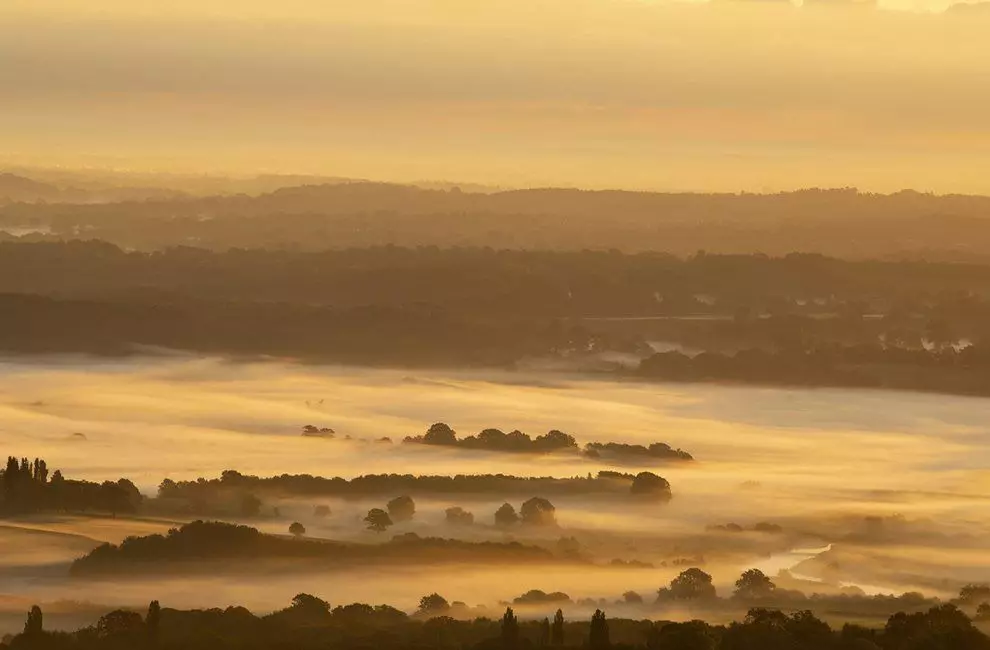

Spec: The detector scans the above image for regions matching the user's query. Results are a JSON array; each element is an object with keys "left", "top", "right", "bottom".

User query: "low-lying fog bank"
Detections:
[{"left": 1, "top": 355, "right": 988, "bottom": 620}]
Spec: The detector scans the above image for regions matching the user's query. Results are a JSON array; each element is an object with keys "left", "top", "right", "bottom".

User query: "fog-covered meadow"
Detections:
[{"left": 1, "top": 355, "right": 988, "bottom": 629}]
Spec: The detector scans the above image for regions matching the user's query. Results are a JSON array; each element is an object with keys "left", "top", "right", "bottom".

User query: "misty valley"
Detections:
[{"left": 1, "top": 354, "right": 989, "bottom": 649}]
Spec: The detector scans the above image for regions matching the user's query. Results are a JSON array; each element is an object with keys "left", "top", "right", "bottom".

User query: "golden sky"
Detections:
[{"left": 2, "top": 0, "right": 989, "bottom": 191}]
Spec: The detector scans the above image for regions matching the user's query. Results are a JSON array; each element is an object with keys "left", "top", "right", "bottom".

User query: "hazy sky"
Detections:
[{"left": 2, "top": 0, "right": 989, "bottom": 192}]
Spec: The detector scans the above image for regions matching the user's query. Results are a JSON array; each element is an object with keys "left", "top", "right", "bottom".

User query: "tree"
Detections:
[
  {"left": 387, "top": 495, "right": 416, "bottom": 522},
  {"left": 976, "top": 602, "right": 990, "bottom": 620},
  {"left": 501, "top": 607, "right": 520, "bottom": 649},
  {"left": 539, "top": 617, "right": 551, "bottom": 647},
  {"left": 23, "top": 606, "right": 42, "bottom": 637},
  {"left": 423, "top": 422, "right": 457, "bottom": 445},
  {"left": 313, "top": 504, "right": 331, "bottom": 517},
  {"left": 734, "top": 568, "right": 776, "bottom": 600},
  {"left": 551, "top": 609, "right": 565, "bottom": 646},
  {"left": 291, "top": 593, "right": 331, "bottom": 612},
  {"left": 959, "top": 584, "right": 990, "bottom": 605},
  {"left": 630, "top": 472, "right": 672, "bottom": 500},
  {"left": 146, "top": 600, "right": 161, "bottom": 645},
  {"left": 96, "top": 610, "right": 144, "bottom": 639},
  {"left": 494, "top": 503, "right": 519, "bottom": 527},
  {"left": 622, "top": 591, "right": 644, "bottom": 604},
  {"left": 665, "top": 568, "right": 717, "bottom": 601},
  {"left": 289, "top": 522, "right": 306, "bottom": 537},
  {"left": 364, "top": 508, "right": 393, "bottom": 533},
  {"left": 589, "top": 609, "right": 610, "bottom": 650},
  {"left": 445, "top": 506, "right": 474, "bottom": 525},
  {"left": 520, "top": 497, "right": 556, "bottom": 526},
  {"left": 418, "top": 593, "right": 450, "bottom": 616}
]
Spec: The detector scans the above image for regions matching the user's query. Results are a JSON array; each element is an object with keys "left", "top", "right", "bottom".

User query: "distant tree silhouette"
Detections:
[
  {"left": 629, "top": 472, "right": 672, "bottom": 500},
  {"left": 422, "top": 423, "right": 457, "bottom": 445},
  {"left": 622, "top": 591, "right": 644, "bottom": 604},
  {"left": 589, "top": 609, "right": 610, "bottom": 650},
  {"left": 96, "top": 610, "right": 144, "bottom": 639},
  {"left": 444, "top": 506, "right": 474, "bottom": 525},
  {"left": 313, "top": 504, "right": 331, "bottom": 518},
  {"left": 977, "top": 602, "right": 990, "bottom": 620},
  {"left": 500, "top": 607, "right": 519, "bottom": 649},
  {"left": 494, "top": 503, "right": 519, "bottom": 527},
  {"left": 146, "top": 600, "right": 161, "bottom": 645},
  {"left": 417, "top": 593, "right": 450, "bottom": 616},
  {"left": 734, "top": 568, "right": 776, "bottom": 600},
  {"left": 660, "top": 568, "right": 717, "bottom": 601},
  {"left": 539, "top": 617, "right": 551, "bottom": 647},
  {"left": 23, "top": 606, "right": 42, "bottom": 637},
  {"left": 551, "top": 609, "right": 564, "bottom": 646},
  {"left": 387, "top": 495, "right": 416, "bottom": 522},
  {"left": 288, "top": 522, "right": 306, "bottom": 537},
  {"left": 364, "top": 508, "right": 393, "bottom": 533},
  {"left": 520, "top": 497, "right": 556, "bottom": 526}
]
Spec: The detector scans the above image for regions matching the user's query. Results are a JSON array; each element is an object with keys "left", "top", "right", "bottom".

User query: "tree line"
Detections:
[
  {"left": 402, "top": 423, "right": 693, "bottom": 462},
  {"left": 5, "top": 589, "right": 989, "bottom": 650}
]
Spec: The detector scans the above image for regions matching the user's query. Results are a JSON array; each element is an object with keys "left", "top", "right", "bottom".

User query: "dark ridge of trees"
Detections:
[
  {"left": 8, "top": 242, "right": 990, "bottom": 320},
  {"left": 0, "top": 292, "right": 595, "bottom": 368},
  {"left": 157, "top": 469, "right": 672, "bottom": 505},
  {"left": 0, "top": 456, "right": 141, "bottom": 516},
  {"left": 404, "top": 423, "right": 693, "bottom": 463},
  {"left": 10, "top": 183, "right": 990, "bottom": 260},
  {"left": 5, "top": 596, "right": 989, "bottom": 650},
  {"left": 68, "top": 521, "right": 559, "bottom": 576},
  {"left": 583, "top": 442, "right": 693, "bottom": 462},
  {"left": 636, "top": 344, "right": 990, "bottom": 397}
]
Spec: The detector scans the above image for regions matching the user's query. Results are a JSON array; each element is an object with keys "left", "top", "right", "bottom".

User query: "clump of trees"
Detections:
[
  {"left": 387, "top": 496, "right": 416, "bottom": 522},
  {"left": 69, "top": 520, "right": 555, "bottom": 576},
  {"left": 494, "top": 498, "right": 558, "bottom": 528},
  {"left": 444, "top": 506, "right": 474, "bottom": 526},
  {"left": 1, "top": 456, "right": 141, "bottom": 516},
  {"left": 404, "top": 423, "right": 579, "bottom": 454},
  {"left": 403, "top": 423, "right": 694, "bottom": 463}
]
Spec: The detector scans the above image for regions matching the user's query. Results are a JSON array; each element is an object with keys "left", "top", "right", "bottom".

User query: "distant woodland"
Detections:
[{"left": 5, "top": 181, "right": 990, "bottom": 260}]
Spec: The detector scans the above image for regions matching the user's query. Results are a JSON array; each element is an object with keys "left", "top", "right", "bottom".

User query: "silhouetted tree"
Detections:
[
  {"left": 146, "top": 600, "right": 160, "bottom": 645},
  {"left": 539, "top": 617, "right": 551, "bottom": 647},
  {"left": 622, "top": 591, "right": 643, "bottom": 604},
  {"left": 494, "top": 503, "right": 519, "bottom": 527},
  {"left": 387, "top": 495, "right": 416, "bottom": 522},
  {"left": 589, "top": 609, "right": 610, "bottom": 650},
  {"left": 364, "top": 508, "right": 393, "bottom": 533},
  {"left": 660, "top": 568, "right": 717, "bottom": 601},
  {"left": 418, "top": 593, "right": 450, "bottom": 616},
  {"left": 423, "top": 422, "right": 457, "bottom": 445},
  {"left": 23, "top": 606, "right": 42, "bottom": 637},
  {"left": 734, "top": 568, "right": 776, "bottom": 600},
  {"left": 288, "top": 522, "right": 306, "bottom": 537},
  {"left": 96, "top": 610, "right": 144, "bottom": 639},
  {"left": 313, "top": 504, "right": 331, "bottom": 517},
  {"left": 520, "top": 497, "right": 556, "bottom": 526},
  {"left": 500, "top": 607, "right": 519, "bottom": 649},
  {"left": 630, "top": 471, "right": 672, "bottom": 499},
  {"left": 551, "top": 609, "right": 565, "bottom": 646},
  {"left": 444, "top": 506, "right": 474, "bottom": 525}
]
